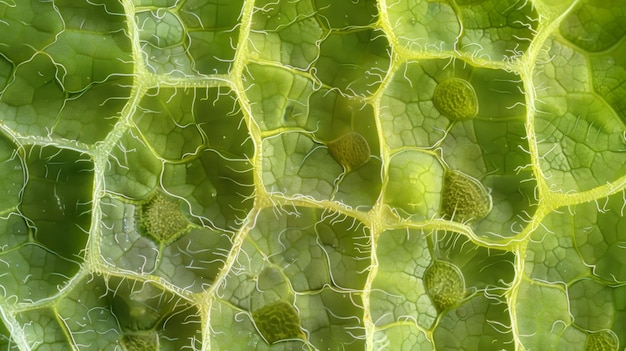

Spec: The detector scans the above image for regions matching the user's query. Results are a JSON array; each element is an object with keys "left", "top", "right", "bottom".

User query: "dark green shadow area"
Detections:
[
  {"left": 315, "top": 28, "right": 390, "bottom": 96},
  {"left": 0, "top": 318, "right": 16, "bottom": 350},
  {"left": 53, "top": 274, "right": 202, "bottom": 350},
  {"left": 130, "top": 87, "right": 254, "bottom": 232},
  {"left": 0, "top": 146, "right": 92, "bottom": 304},
  {"left": 180, "top": 0, "right": 244, "bottom": 75},
  {"left": 559, "top": 1, "right": 626, "bottom": 53},
  {"left": 0, "top": 0, "right": 133, "bottom": 144},
  {"left": 314, "top": 0, "right": 378, "bottom": 29}
]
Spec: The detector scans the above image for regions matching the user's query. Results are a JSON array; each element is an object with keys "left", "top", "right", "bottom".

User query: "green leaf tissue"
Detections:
[{"left": 0, "top": 0, "right": 625, "bottom": 350}]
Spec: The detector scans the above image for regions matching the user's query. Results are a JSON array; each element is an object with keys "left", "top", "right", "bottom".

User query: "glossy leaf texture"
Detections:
[{"left": 0, "top": 0, "right": 624, "bottom": 350}]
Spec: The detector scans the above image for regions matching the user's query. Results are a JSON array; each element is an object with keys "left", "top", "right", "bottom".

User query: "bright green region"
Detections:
[
  {"left": 585, "top": 330, "right": 619, "bottom": 351},
  {"left": 423, "top": 260, "right": 466, "bottom": 311},
  {"left": 250, "top": 207, "right": 371, "bottom": 291},
  {"left": 133, "top": 88, "right": 207, "bottom": 161},
  {"left": 17, "top": 308, "right": 69, "bottom": 350},
  {"left": 102, "top": 192, "right": 236, "bottom": 292},
  {"left": 179, "top": 0, "right": 244, "bottom": 74},
  {"left": 441, "top": 170, "right": 492, "bottom": 223},
  {"left": 434, "top": 231, "right": 515, "bottom": 290},
  {"left": 534, "top": 36, "right": 626, "bottom": 193},
  {"left": 433, "top": 78, "right": 478, "bottom": 121},
  {"left": 516, "top": 280, "right": 577, "bottom": 350},
  {"left": 244, "top": 64, "right": 315, "bottom": 131},
  {"left": 135, "top": 9, "right": 193, "bottom": 76},
  {"left": 249, "top": 0, "right": 322, "bottom": 69},
  {"left": 455, "top": 0, "right": 539, "bottom": 59},
  {"left": 591, "top": 40, "right": 626, "bottom": 124},
  {"left": 572, "top": 191, "right": 626, "bottom": 282},
  {"left": 384, "top": 150, "right": 443, "bottom": 220},
  {"left": 0, "top": 244, "right": 82, "bottom": 304},
  {"left": 370, "top": 228, "right": 436, "bottom": 329},
  {"left": 46, "top": 0, "right": 132, "bottom": 141},
  {"left": 560, "top": 1, "right": 626, "bottom": 52},
  {"left": 121, "top": 332, "right": 159, "bottom": 351},
  {"left": 374, "top": 326, "right": 433, "bottom": 351},
  {"left": 536, "top": 94, "right": 626, "bottom": 192},
  {"left": 333, "top": 157, "right": 383, "bottom": 209},
  {"left": 136, "top": 10, "right": 185, "bottom": 48},
  {"left": 433, "top": 293, "right": 512, "bottom": 350},
  {"left": 327, "top": 131, "right": 371, "bottom": 171},
  {"left": 212, "top": 210, "right": 370, "bottom": 346},
  {"left": 525, "top": 210, "right": 590, "bottom": 283},
  {"left": 157, "top": 228, "right": 234, "bottom": 292},
  {"left": 262, "top": 132, "right": 343, "bottom": 200},
  {"left": 314, "top": 0, "right": 378, "bottom": 28},
  {"left": 444, "top": 116, "right": 528, "bottom": 175},
  {"left": 252, "top": 301, "right": 305, "bottom": 345},
  {"left": 316, "top": 28, "right": 390, "bottom": 96},
  {"left": 100, "top": 196, "right": 159, "bottom": 273},
  {"left": 379, "top": 61, "right": 450, "bottom": 149},
  {"left": 296, "top": 289, "right": 367, "bottom": 349},
  {"left": 104, "top": 130, "right": 162, "bottom": 199},
  {"left": 140, "top": 191, "right": 189, "bottom": 243},
  {"left": 569, "top": 280, "right": 614, "bottom": 331},
  {"left": 386, "top": 0, "right": 459, "bottom": 52}
]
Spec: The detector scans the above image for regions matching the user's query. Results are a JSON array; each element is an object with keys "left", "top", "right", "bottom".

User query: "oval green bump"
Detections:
[
  {"left": 252, "top": 300, "right": 305, "bottom": 345},
  {"left": 140, "top": 191, "right": 190, "bottom": 243},
  {"left": 423, "top": 260, "right": 466, "bottom": 312},
  {"left": 441, "top": 170, "right": 492, "bottom": 223},
  {"left": 327, "top": 131, "right": 371, "bottom": 171},
  {"left": 121, "top": 332, "right": 159, "bottom": 351},
  {"left": 585, "top": 330, "right": 619, "bottom": 351},
  {"left": 433, "top": 77, "right": 478, "bottom": 120}
]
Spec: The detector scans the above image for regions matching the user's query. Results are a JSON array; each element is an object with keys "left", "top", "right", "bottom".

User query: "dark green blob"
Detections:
[
  {"left": 328, "top": 132, "right": 371, "bottom": 171},
  {"left": 585, "top": 330, "right": 619, "bottom": 351},
  {"left": 140, "top": 191, "right": 190, "bottom": 243},
  {"left": 433, "top": 78, "right": 479, "bottom": 120},
  {"left": 423, "top": 260, "right": 466, "bottom": 311},
  {"left": 121, "top": 332, "right": 159, "bottom": 351},
  {"left": 441, "top": 170, "right": 492, "bottom": 223},
  {"left": 252, "top": 301, "right": 305, "bottom": 345}
]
